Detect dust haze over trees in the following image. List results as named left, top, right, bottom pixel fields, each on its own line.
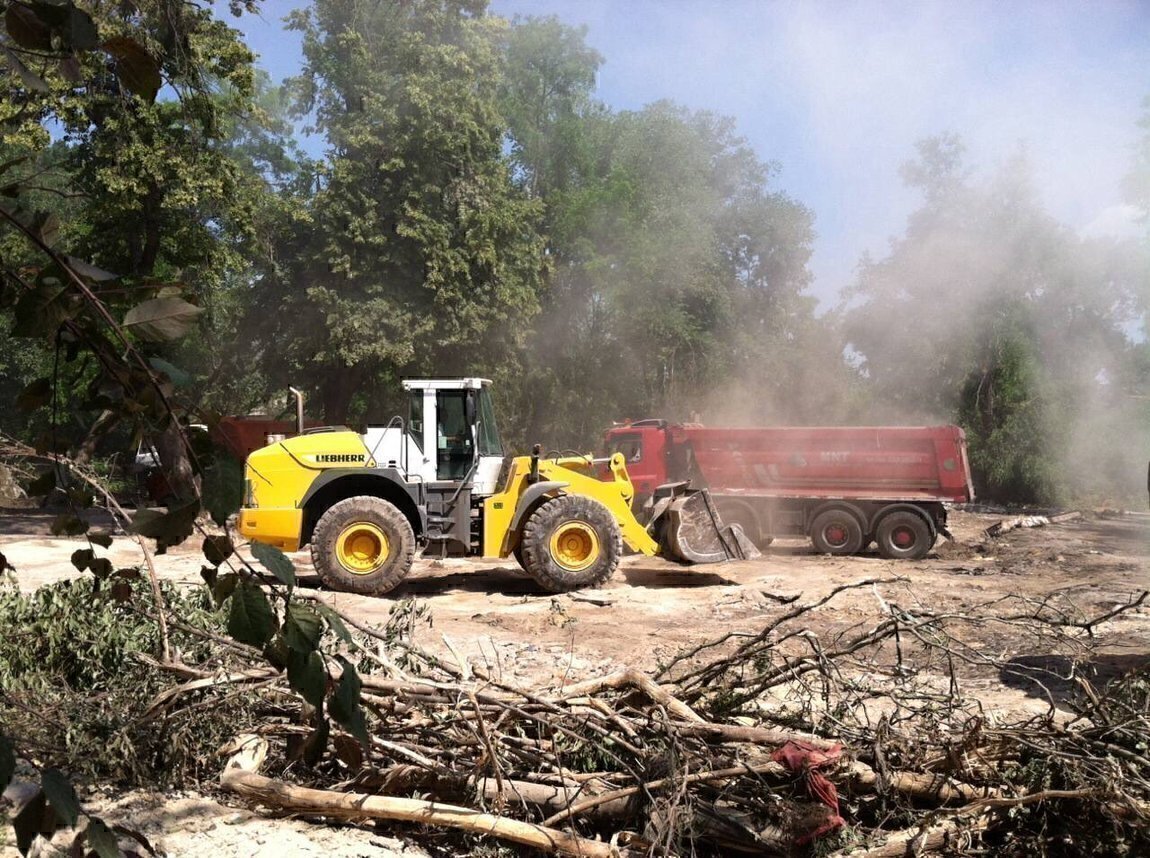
left=844, top=135, right=1149, bottom=504
left=1, top=0, right=1148, bottom=504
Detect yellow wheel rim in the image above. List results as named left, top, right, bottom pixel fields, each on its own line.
left=549, top=521, right=600, bottom=572
left=336, top=522, right=389, bottom=575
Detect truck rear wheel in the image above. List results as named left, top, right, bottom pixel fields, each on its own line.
left=311, top=496, right=415, bottom=595
left=810, top=509, right=864, bottom=555
left=875, top=511, right=934, bottom=560
left=521, top=495, right=621, bottom=592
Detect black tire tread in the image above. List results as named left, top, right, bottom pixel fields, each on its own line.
left=874, top=510, right=934, bottom=560
left=310, top=496, right=415, bottom=596
left=521, top=495, right=621, bottom=592
left=810, top=508, right=864, bottom=555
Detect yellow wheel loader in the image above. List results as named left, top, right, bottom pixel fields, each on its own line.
left=237, top=379, right=756, bottom=595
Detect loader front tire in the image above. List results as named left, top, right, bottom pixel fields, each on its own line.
left=311, top=496, right=415, bottom=596
left=521, top=495, right=621, bottom=592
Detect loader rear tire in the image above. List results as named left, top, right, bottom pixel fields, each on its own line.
left=875, top=510, right=934, bottom=560
left=311, top=496, right=415, bottom=596
left=810, top=509, right=864, bottom=556
left=521, top=495, right=621, bottom=592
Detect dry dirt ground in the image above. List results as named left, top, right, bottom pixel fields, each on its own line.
left=2, top=507, right=1149, bottom=856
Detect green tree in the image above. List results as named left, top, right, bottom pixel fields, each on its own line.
left=506, top=95, right=817, bottom=446
left=247, top=0, right=546, bottom=424
left=845, top=135, right=1147, bottom=504
left=1, top=0, right=264, bottom=492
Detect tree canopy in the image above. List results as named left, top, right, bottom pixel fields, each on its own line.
left=1, top=1, right=1147, bottom=505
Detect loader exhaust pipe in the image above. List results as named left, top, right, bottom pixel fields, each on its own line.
left=289, top=387, right=304, bottom=436
left=527, top=443, right=542, bottom=485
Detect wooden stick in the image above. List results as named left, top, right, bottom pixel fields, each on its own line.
left=219, top=769, right=625, bottom=858
left=830, top=808, right=992, bottom=857
left=557, top=669, right=705, bottom=723
left=669, top=720, right=841, bottom=750
left=541, top=761, right=788, bottom=827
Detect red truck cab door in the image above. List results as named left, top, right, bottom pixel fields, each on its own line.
left=603, top=424, right=669, bottom=500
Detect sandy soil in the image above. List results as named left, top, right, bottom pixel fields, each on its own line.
left=2, top=506, right=1148, bottom=855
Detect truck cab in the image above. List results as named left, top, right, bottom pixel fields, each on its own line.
left=603, top=419, right=672, bottom=502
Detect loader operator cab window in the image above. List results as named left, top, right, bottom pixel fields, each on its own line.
left=408, top=390, right=424, bottom=451
left=436, top=391, right=473, bottom=480
left=476, top=387, right=503, bottom=457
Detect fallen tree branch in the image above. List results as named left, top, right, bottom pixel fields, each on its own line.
left=220, top=768, right=627, bottom=858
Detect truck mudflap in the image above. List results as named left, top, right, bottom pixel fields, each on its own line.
left=649, top=482, right=761, bottom=564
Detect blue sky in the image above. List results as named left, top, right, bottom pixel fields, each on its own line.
left=237, top=0, right=1150, bottom=309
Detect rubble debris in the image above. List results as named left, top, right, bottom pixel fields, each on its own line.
left=984, top=511, right=1082, bottom=538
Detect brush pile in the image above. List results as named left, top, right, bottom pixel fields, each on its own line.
left=136, top=578, right=1150, bottom=857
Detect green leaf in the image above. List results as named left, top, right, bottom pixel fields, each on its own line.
left=12, top=284, right=71, bottom=337
left=84, top=817, right=121, bottom=858
left=5, top=5, right=51, bottom=50
left=64, top=255, right=118, bottom=282
left=70, top=548, right=94, bottom=572
left=88, top=532, right=113, bottom=549
left=202, top=535, right=234, bottom=566
left=123, top=297, right=204, bottom=342
left=13, top=789, right=53, bottom=855
left=0, top=734, right=15, bottom=792
left=32, top=211, right=59, bottom=246
left=16, top=377, right=52, bottom=412
left=103, top=36, right=162, bottom=102
left=25, top=469, right=55, bottom=497
left=50, top=515, right=88, bottom=537
left=67, top=6, right=100, bottom=52
left=287, top=648, right=327, bottom=707
left=314, top=602, right=353, bottom=643
left=89, top=557, right=113, bottom=580
left=129, top=500, right=198, bottom=548
left=40, top=768, right=80, bottom=828
left=302, top=717, right=329, bottom=766
left=148, top=357, right=191, bottom=387
left=227, top=579, right=277, bottom=648
left=251, top=541, right=295, bottom=588
left=3, top=46, right=49, bottom=93
left=284, top=602, right=322, bottom=653
left=202, top=455, right=243, bottom=526
left=263, top=634, right=289, bottom=670
left=329, top=657, right=370, bottom=746
left=211, top=572, right=238, bottom=608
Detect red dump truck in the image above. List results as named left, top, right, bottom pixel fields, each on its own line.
left=604, top=420, right=974, bottom=560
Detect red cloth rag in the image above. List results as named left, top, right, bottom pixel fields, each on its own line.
left=770, top=740, right=846, bottom=843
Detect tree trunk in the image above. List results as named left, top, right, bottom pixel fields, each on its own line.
left=321, top=366, right=364, bottom=425
left=154, top=419, right=200, bottom=502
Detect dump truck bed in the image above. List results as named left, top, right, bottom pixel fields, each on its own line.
left=671, top=425, right=974, bottom=503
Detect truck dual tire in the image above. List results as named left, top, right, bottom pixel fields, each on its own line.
left=311, top=496, right=416, bottom=595
left=810, top=509, right=864, bottom=555
left=520, top=495, right=621, bottom=592
left=874, top=510, right=934, bottom=560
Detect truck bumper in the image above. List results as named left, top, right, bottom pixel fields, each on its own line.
left=237, top=507, right=303, bottom=552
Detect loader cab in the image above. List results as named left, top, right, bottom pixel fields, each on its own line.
left=402, top=378, right=504, bottom=496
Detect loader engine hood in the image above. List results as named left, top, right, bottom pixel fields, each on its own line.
left=251, top=431, right=376, bottom=472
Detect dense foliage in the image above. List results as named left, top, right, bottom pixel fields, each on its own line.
left=1, top=0, right=1147, bottom=504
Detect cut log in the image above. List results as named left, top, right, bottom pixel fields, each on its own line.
left=220, top=769, right=626, bottom=858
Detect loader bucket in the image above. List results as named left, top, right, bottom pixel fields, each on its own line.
left=649, top=483, right=761, bottom=564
